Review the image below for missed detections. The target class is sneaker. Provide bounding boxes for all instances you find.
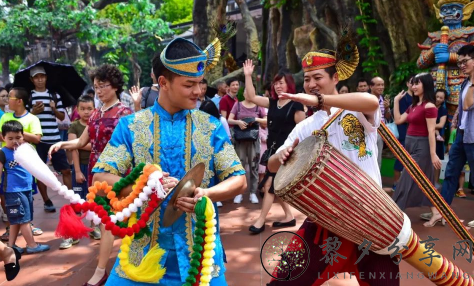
[59,238,80,249]
[2,213,7,222]
[26,243,50,254]
[468,220,474,228]
[44,200,56,213]
[249,193,259,204]
[89,227,101,240]
[216,202,223,208]
[233,194,243,204]
[456,189,467,198]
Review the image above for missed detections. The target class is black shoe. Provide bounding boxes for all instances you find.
[249,224,265,234]
[44,200,56,213]
[272,219,296,228]
[5,247,21,281]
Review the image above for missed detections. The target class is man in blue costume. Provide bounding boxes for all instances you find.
[92,37,246,285]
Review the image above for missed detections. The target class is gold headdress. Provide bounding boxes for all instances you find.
[302,26,359,81]
[160,22,237,77]
[434,0,474,21]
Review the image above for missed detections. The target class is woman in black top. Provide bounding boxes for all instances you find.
[243,60,305,234]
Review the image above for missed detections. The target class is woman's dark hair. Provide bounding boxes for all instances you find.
[412,73,436,107]
[2,120,23,137]
[11,87,29,108]
[199,100,220,119]
[4,83,12,93]
[338,84,350,93]
[152,40,202,82]
[270,72,296,100]
[89,64,124,98]
[77,95,95,107]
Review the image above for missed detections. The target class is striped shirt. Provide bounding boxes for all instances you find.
[378,96,385,124]
[31,90,65,144]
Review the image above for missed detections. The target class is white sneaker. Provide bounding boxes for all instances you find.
[216,202,223,207]
[233,194,243,204]
[249,193,259,204]
[59,238,80,249]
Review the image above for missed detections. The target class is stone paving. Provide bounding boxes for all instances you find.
[1,178,474,285]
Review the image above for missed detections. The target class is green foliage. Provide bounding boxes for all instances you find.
[0,55,23,75]
[0,0,173,87]
[158,0,193,25]
[355,0,387,76]
[387,61,428,96]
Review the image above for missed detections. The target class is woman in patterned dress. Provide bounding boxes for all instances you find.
[49,64,133,286]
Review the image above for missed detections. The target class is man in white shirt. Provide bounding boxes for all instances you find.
[266,49,398,286]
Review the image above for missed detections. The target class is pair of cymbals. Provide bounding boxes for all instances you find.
[158,163,205,227]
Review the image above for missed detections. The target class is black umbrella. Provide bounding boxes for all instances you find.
[13,60,87,107]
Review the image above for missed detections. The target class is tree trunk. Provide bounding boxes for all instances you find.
[193,0,228,83]
[130,52,142,87]
[235,0,260,61]
[263,7,279,83]
[1,48,10,85]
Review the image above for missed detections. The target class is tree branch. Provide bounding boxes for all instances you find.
[301,0,337,48]
[89,0,128,10]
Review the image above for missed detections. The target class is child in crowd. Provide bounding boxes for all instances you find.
[59,95,99,249]
[0,87,43,241]
[0,120,49,254]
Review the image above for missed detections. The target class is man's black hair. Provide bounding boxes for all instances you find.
[457,45,474,57]
[2,120,23,137]
[357,78,369,86]
[77,95,95,107]
[11,87,29,108]
[226,77,239,86]
[324,66,337,78]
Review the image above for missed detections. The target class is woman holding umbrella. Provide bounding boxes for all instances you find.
[49,64,133,286]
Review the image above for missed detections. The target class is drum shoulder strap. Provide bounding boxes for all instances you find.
[322,109,344,130]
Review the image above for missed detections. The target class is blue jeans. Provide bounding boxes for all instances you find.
[441,130,474,204]
[72,164,89,200]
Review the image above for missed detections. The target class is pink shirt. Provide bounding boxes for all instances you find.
[230,102,266,120]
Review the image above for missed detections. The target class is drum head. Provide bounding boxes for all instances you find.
[274,136,324,193]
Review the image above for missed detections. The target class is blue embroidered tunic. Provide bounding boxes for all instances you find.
[93,101,245,286]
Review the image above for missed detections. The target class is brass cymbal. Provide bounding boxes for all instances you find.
[162,163,205,227]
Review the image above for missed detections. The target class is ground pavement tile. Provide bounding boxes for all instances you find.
[0,176,474,285]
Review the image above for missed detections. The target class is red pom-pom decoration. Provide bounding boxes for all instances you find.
[112,225,121,235]
[94,206,102,214]
[72,203,82,213]
[141,213,150,222]
[144,207,154,215]
[137,220,146,228]
[133,224,140,233]
[101,216,111,224]
[82,202,90,212]
[119,228,127,238]
[98,210,108,218]
[126,228,134,237]
[105,222,115,231]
